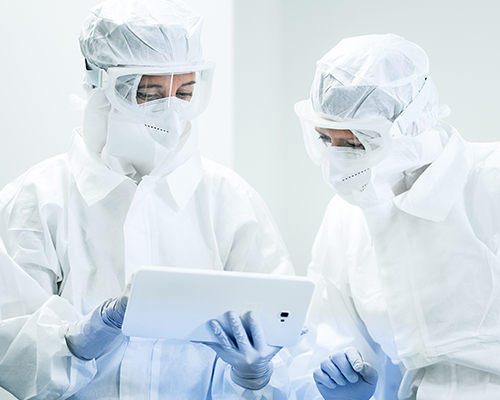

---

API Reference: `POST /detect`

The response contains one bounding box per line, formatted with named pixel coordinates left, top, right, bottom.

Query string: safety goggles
left=294, top=99, right=389, bottom=165
left=85, top=61, right=215, bottom=119
left=295, top=77, right=432, bottom=165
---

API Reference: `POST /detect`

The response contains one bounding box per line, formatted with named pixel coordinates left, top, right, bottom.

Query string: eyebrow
left=137, top=81, right=196, bottom=90
left=137, top=84, right=164, bottom=90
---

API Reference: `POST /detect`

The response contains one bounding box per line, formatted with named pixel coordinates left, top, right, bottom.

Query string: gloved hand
left=313, top=347, right=378, bottom=400
left=201, top=311, right=281, bottom=390
left=65, top=296, right=128, bottom=360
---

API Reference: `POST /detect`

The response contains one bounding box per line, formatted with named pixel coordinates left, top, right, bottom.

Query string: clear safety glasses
left=294, top=99, right=390, bottom=165
left=295, top=76, right=433, bottom=166
left=85, top=61, right=215, bottom=119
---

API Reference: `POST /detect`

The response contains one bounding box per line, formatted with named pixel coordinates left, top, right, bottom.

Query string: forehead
left=316, top=127, right=354, bottom=136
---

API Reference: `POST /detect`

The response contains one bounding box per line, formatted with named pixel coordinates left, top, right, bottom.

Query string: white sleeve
left=222, top=180, right=294, bottom=276
left=0, top=182, right=97, bottom=399
left=0, top=247, right=97, bottom=399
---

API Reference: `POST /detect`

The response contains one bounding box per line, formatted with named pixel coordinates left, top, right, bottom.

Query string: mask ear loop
left=168, top=73, right=174, bottom=107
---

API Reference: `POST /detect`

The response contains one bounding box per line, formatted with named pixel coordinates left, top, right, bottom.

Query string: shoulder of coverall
left=463, top=141, right=500, bottom=226
left=200, top=157, right=272, bottom=210
left=200, top=156, right=291, bottom=255
left=311, top=195, right=370, bottom=278
left=0, top=155, right=70, bottom=229
left=468, top=140, right=500, bottom=169
left=324, top=195, right=366, bottom=234
left=464, top=141, right=500, bottom=191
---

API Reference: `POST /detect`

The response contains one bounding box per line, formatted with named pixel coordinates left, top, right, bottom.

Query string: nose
left=330, top=130, right=364, bottom=149
left=331, top=134, right=348, bottom=147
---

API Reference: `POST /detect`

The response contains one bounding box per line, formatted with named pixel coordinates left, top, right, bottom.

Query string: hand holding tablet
left=121, top=266, right=315, bottom=347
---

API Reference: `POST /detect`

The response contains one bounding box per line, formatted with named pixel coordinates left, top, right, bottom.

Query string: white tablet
left=121, top=266, right=315, bottom=346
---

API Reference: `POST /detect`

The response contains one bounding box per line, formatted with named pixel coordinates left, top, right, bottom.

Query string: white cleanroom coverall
left=306, top=131, right=500, bottom=399
left=0, top=130, right=294, bottom=399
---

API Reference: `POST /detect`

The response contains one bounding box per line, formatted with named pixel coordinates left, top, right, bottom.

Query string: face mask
left=320, top=129, right=446, bottom=207
left=102, top=96, right=190, bottom=180
left=320, top=145, right=393, bottom=205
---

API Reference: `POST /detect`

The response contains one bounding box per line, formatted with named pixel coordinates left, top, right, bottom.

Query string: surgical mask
left=309, top=120, right=389, bottom=200
left=319, top=142, right=393, bottom=206
left=102, top=97, right=191, bottom=180
left=319, top=130, right=446, bottom=207
left=321, top=158, right=372, bottom=196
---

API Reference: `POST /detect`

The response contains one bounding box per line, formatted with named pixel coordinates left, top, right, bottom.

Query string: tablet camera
left=280, top=311, right=290, bottom=322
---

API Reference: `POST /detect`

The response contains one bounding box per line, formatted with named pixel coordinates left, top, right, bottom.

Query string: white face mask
left=320, top=145, right=394, bottom=206
left=320, top=129, right=446, bottom=207
left=102, top=96, right=191, bottom=180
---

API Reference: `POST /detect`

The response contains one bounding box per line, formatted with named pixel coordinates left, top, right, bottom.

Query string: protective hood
left=295, top=34, right=450, bottom=207
left=79, top=0, right=203, bottom=69
left=79, top=0, right=212, bottom=181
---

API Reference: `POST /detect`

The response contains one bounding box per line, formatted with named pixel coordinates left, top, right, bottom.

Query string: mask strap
left=391, top=77, right=431, bottom=137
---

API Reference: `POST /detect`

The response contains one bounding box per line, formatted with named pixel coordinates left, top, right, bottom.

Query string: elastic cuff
left=230, top=364, right=273, bottom=391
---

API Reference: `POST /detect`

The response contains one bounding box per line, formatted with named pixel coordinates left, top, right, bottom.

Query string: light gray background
left=1, top=1, right=499, bottom=397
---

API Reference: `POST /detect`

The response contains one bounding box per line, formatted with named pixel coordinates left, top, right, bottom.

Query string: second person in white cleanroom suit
left=293, top=34, right=500, bottom=399
left=0, top=0, right=295, bottom=398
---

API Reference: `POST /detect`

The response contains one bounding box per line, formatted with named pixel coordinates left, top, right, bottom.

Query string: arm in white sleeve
left=0, top=248, right=97, bottom=399
left=0, top=182, right=97, bottom=399
left=223, top=181, right=294, bottom=276
left=288, top=196, right=389, bottom=399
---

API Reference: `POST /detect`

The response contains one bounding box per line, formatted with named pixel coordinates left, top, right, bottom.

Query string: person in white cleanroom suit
left=0, top=0, right=295, bottom=398
left=293, top=34, right=500, bottom=399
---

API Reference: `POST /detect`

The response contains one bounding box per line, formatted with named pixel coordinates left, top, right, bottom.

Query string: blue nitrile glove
left=65, top=296, right=128, bottom=360
left=313, top=347, right=378, bottom=400
left=201, top=311, right=281, bottom=390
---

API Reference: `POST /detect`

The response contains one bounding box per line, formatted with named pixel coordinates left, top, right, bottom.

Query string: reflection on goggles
left=136, top=73, right=196, bottom=104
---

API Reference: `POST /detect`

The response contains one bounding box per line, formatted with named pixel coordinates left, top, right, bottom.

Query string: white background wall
left=0, top=1, right=499, bottom=398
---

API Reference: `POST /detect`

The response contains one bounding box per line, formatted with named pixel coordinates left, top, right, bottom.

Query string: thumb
left=123, top=280, right=133, bottom=297
left=359, top=363, right=378, bottom=385
left=115, top=296, right=128, bottom=316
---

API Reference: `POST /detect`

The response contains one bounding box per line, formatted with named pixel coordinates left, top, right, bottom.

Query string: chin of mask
left=102, top=97, right=190, bottom=181
left=321, top=146, right=395, bottom=206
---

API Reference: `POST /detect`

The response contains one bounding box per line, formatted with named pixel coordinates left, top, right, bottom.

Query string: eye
left=318, top=133, right=331, bottom=145
left=345, top=139, right=365, bottom=149
left=137, top=92, right=163, bottom=102
left=176, top=91, right=193, bottom=100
